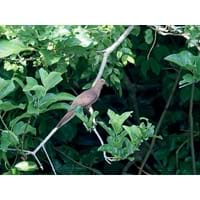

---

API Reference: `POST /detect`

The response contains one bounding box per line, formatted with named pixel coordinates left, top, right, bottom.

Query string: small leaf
left=179, top=73, right=195, bottom=88
left=0, top=130, right=19, bottom=152
left=107, top=109, right=133, bottom=134
left=98, top=121, right=115, bottom=136
left=39, top=68, right=63, bottom=91
left=116, top=50, right=123, bottom=59
left=15, top=161, right=38, bottom=172
left=123, top=125, right=142, bottom=142
left=0, top=78, right=15, bottom=100
left=13, top=121, right=36, bottom=136
left=145, top=29, right=153, bottom=44
left=39, top=68, right=48, bottom=86
left=0, top=100, right=25, bottom=112
left=126, top=55, right=135, bottom=64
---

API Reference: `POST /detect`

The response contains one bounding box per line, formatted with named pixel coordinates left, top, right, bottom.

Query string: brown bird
left=56, top=79, right=105, bottom=129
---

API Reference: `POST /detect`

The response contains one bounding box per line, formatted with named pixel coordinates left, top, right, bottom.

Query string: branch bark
left=138, top=69, right=181, bottom=174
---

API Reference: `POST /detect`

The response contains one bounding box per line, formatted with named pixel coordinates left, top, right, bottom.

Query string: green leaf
left=98, top=121, right=115, bottom=136
left=0, top=78, right=15, bottom=100
left=10, top=113, right=32, bottom=128
left=0, top=39, right=32, bottom=58
left=23, top=77, right=46, bottom=97
left=38, top=68, right=48, bottom=86
left=150, top=58, right=161, bottom=75
left=15, top=161, right=38, bottom=172
left=127, top=55, right=135, bottom=64
left=47, top=102, right=70, bottom=111
left=116, top=50, right=123, bottom=59
left=13, top=121, right=36, bottom=136
left=0, top=130, right=19, bottom=152
left=123, top=125, right=142, bottom=142
left=179, top=73, right=195, bottom=88
left=74, top=27, right=93, bottom=47
left=0, top=100, right=25, bottom=112
left=131, top=26, right=141, bottom=36
left=107, top=109, right=133, bottom=134
left=39, top=68, right=63, bottom=91
left=164, top=50, right=194, bottom=69
left=145, top=29, right=153, bottom=44
left=40, top=50, right=61, bottom=66
left=39, top=92, right=75, bottom=112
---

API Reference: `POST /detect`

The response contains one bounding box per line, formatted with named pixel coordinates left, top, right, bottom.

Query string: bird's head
left=93, top=78, right=106, bottom=90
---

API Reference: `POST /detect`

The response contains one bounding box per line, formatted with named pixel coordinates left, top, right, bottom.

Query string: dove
left=56, top=78, right=105, bottom=128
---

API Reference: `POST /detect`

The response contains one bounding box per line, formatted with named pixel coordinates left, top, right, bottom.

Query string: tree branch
left=93, top=25, right=134, bottom=86
left=138, top=69, right=181, bottom=174
left=189, top=82, right=196, bottom=174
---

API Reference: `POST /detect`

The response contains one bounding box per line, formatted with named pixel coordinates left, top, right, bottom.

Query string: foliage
left=0, top=25, right=200, bottom=175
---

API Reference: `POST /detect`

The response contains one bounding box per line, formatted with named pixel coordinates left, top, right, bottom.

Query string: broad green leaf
left=164, top=50, right=194, bottom=69
left=0, top=100, right=25, bottom=111
left=23, top=77, right=46, bottom=97
left=39, top=92, right=75, bottom=111
left=15, top=161, right=38, bottom=172
left=0, top=78, right=15, bottom=100
left=0, top=130, right=19, bottom=152
left=0, top=39, right=32, bottom=58
left=47, top=102, right=70, bottom=111
left=10, top=113, right=32, bottom=128
left=13, top=121, right=36, bottom=136
left=39, top=68, right=48, bottom=86
left=39, top=68, right=63, bottom=91
left=40, top=50, right=61, bottom=66
left=107, top=109, right=133, bottom=134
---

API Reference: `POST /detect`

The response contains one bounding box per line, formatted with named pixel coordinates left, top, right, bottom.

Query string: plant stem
left=189, top=82, right=196, bottom=174
left=138, top=69, right=181, bottom=174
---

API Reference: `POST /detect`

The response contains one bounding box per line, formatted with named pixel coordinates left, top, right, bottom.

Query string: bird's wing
left=71, top=89, right=98, bottom=107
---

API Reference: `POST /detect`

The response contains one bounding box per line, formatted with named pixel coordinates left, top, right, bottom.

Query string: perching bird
left=56, top=79, right=105, bottom=129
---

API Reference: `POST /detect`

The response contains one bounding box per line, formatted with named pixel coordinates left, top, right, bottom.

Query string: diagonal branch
left=138, top=69, right=181, bottom=174
left=93, top=25, right=134, bottom=86
left=189, top=82, right=196, bottom=174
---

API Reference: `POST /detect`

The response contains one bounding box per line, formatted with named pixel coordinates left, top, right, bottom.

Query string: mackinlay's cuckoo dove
left=56, top=79, right=105, bottom=128
left=33, top=79, right=105, bottom=155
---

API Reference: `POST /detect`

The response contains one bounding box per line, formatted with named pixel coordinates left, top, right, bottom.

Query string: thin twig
left=138, top=69, right=181, bottom=174
left=33, top=127, right=58, bottom=154
left=93, top=25, right=134, bottom=86
left=88, top=107, right=115, bottom=164
left=147, top=28, right=157, bottom=60
left=54, top=147, right=103, bottom=175
left=189, top=82, right=196, bottom=174
left=0, top=114, right=9, bottom=130
left=42, top=146, right=57, bottom=175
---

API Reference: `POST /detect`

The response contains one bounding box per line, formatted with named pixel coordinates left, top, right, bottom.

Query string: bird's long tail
left=56, top=110, right=75, bottom=129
